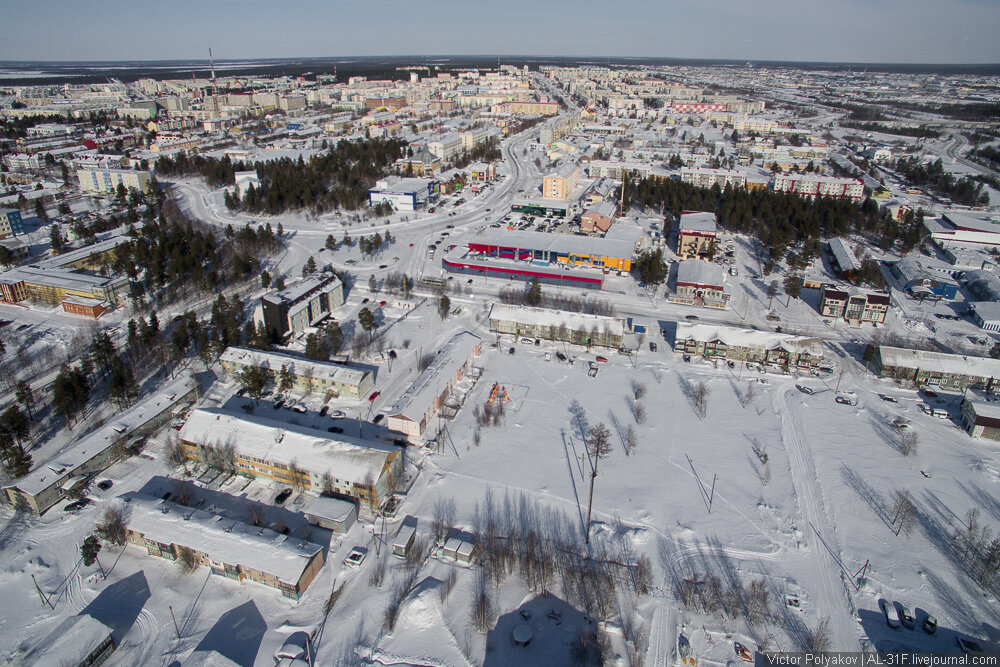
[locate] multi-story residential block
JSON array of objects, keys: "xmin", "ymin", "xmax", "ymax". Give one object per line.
[
  {"xmin": 674, "ymin": 322, "xmax": 824, "ymax": 371},
  {"xmin": 772, "ymin": 174, "xmax": 864, "ymax": 201},
  {"xmin": 76, "ymin": 168, "xmax": 152, "ymax": 194},
  {"xmin": 677, "ymin": 211, "xmax": 718, "ymax": 260},
  {"xmin": 680, "ymin": 167, "xmax": 748, "ymax": 190},
  {"xmin": 219, "ymin": 347, "xmax": 374, "ymax": 399},
  {"xmin": 178, "ymin": 409, "xmax": 402, "ymax": 510},
  {"xmin": 818, "ymin": 284, "xmax": 889, "ymax": 325},
  {"xmin": 0, "ymin": 208, "xmax": 25, "ymax": 239},
  {"xmin": 386, "ymin": 332, "xmax": 482, "ymax": 441},
  {"xmin": 488, "ymin": 304, "xmax": 626, "ymax": 349},
  {"xmin": 872, "ymin": 346, "xmax": 1000, "ymax": 392},
  {"xmin": 491, "ymin": 101, "xmax": 559, "ymax": 115},
  {"xmin": 124, "ymin": 494, "xmax": 324, "ymax": 599},
  {"xmin": 427, "ymin": 133, "xmax": 464, "ymax": 161},
  {"xmin": 543, "ymin": 162, "xmax": 580, "ymax": 200},
  {"xmin": 256, "ymin": 272, "xmax": 345, "ymax": 339}
]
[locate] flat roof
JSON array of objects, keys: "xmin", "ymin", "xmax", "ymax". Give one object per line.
[
  {"xmin": 125, "ymin": 493, "xmax": 322, "ymax": 584},
  {"xmin": 489, "ymin": 303, "xmax": 626, "ymax": 336},
  {"xmin": 471, "ymin": 229, "xmax": 637, "ymax": 261},
  {"xmin": 266, "ymin": 272, "xmax": 341, "ymax": 306},
  {"xmin": 5, "ymin": 373, "xmax": 195, "ymax": 497},
  {"xmin": 679, "ymin": 211, "xmax": 717, "ymax": 233},
  {"xmin": 942, "ymin": 211, "xmax": 1000, "ymax": 235},
  {"xmin": 303, "ymin": 495, "xmax": 356, "ymax": 522},
  {"xmin": 24, "ymin": 614, "xmax": 113, "ymax": 665},
  {"xmin": 878, "ymin": 346, "xmax": 1000, "ymax": 377},
  {"xmin": 676, "ymin": 260, "xmax": 725, "ymax": 287},
  {"xmin": 388, "ymin": 332, "xmax": 480, "ymax": 422},
  {"xmin": 220, "ymin": 347, "xmax": 370, "ymax": 387},
  {"xmin": 178, "ymin": 409, "xmax": 396, "ymax": 485}
]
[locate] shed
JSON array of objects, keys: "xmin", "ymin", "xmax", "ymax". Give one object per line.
[
  {"xmin": 303, "ymin": 496, "xmax": 358, "ymax": 533},
  {"xmin": 442, "ymin": 535, "xmax": 476, "ymax": 564},
  {"xmin": 392, "ymin": 517, "xmax": 417, "ymax": 558}
]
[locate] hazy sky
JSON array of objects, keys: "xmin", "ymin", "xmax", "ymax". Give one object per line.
[{"xmin": 2, "ymin": 0, "xmax": 998, "ymax": 64}]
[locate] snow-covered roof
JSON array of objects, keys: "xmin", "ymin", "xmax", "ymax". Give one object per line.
[
  {"xmin": 220, "ymin": 347, "xmax": 370, "ymax": 387},
  {"xmin": 6, "ymin": 373, "xmax": 196, "ymax": 498},
  {"xmin": 125, "ymin": 493, "xmax": 322, "ymax": 585},
  {"xmin": 676, "ymin": 260, "xmax": 725, "ymax": 287},
  {"xmin": 35, "ymin": 235, "xmax": 133, "ymax": 270},
  {"xmin": 965, "ymin": 270, "xmax": 1000, "ymax": 302},
  {"xmin": 178, "ymin": 409, "xmax": 396, "ymax": 485},
  {"xmin": 265, "ymin": 273, "xmax": 341, "ymax": 307},
  {"xmin": 489, "ymin": 303, "xmax": 626, "ymax": 337},
  {"xmin": 828, "ymin": 237, "xmax": 861, "ymax": 273},
  {"xmin": 971, "ymin": 302, "xmax": 1000, "ymax": 324},
  {"xmin": 24, "ymin": 614, "xmax": 113, "ymax": 665},
  {"xmin": 583, "ymin": 201, "xmax": 617, "ymax": 218},
  {"xmin": 942, "ymin": 211, "xmax": 1000, "ymax": 234},
  {"xmin": 679, "ymin": 211, "xmax": 717, "ymax": 233},
  {"xmin": 387, "ymin": 332, "xmax": 481, "ymax": 422},
  {"xmin": 675, "ymin": 322, "xmax": 823, "ymax": 357},
  {"xmin": 877, "ymin": 346, "xmax": 1000, "ymax": 377},
  {"xmin": 473, "ymin": 229, "xmax": 637, "ymax": 260},
  {"xmin": 303, "ymin": 495, "xmax": 356, "ymax": 523}
]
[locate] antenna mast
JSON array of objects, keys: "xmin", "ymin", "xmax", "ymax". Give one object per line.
[{"xmin": 209, "ymin": 47, "xmax": 217, "ymax": 96}]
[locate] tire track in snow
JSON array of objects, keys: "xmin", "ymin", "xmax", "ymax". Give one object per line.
[{"xmin": 775, "ymin": 386, "xmax": 857, "ymax": 649}]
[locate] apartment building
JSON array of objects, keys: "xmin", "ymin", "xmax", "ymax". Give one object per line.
[
  {"xmin": 178, "ymin": 409, "xmax": 402, "ymax": 510},
  {"xmin": 772, "ymin": 174, "xmax": 864, "ymax": 201},
  {"xmin": 677, "ymin": 211, "xmax": 718, "ymax": 260},
  {"xmin": 125, "ymin": 494, "xmax": 324, "ymax": 600},
  {"xmin": 543, "ymin": 162, "xmax": 580, "ymax": 200},
  {"xmin": 427, "ymin": 134, "xmax": 464, "ymax": 161},
  {"xmin": 76, "ymin": 168, "xmax": 152, "ymax": 194},
  {"xmin": 680, "ymin": 167, "xmax": 748, "ymax": 190},
  {"xmin": 257, "ymin": 272, "xmax": 345, "ymax": 339},
  {"xmin": 674, "ymin": 322, "xmax": 824, "ymax": 371},
  {"xmin": 219, "ymin": 347, "xmax": 374, "ymax": 399},
  {"xmin": 0, "ymin": 208, "xmax": 25, "ymax": 239},
  {"xmin": 488, "ymin": 304, "xmax": 626, "ymax": 349},
  {"xmin": 386, "ymin": 332, "xmax": 482, "ymax": 441},
  {"xmin": 872, "ymin": 346, "xmax": 1000, "ymax": 392}
]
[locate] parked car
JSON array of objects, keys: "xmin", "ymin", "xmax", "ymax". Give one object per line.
[
  {"xmin": 835, "ymin": 395, "xmax": 854, "ymax": 405},
  {"xmin": 921, "ymin": 389, "xmax": 938, "ymax": 398},
  {"xmin": 685, "ymin": 315, "xmax": 699, "ymax": 321},
  {"xmin": 595, "ymin": 356, "xmax": 608, "ymax": 363},
  {"xmin": 649, "ymin": 342, "xmax": 657, "ymax": 352},
  {"xmin": 64, "ymin": 498, "xmax": 92, "ymax": 513},
  {"xmin": 379, "ymin": 300, "xmax": 387, "ymax": 307},
  {"xmin": 508, "ymin": 347, "xmax": 515, "ymax": 355},
  {"xmin": 274, "ymin": 488, "xmax": 293, "ymax": 504},
  {"xmin": 96, "ymin": 480, "xmax": 113, "ymax": 491},
  {"xmin": 344, "ymin": 547, "xmax": 367, "ymax": 568},
  {"xmin": 373, "ymin": 413, "xmax": 385, "ymax": 424},
  {"xmin": 361, "ymin": 297, "xmax": 370, "ymax": 304},
  {"xmin": 796, "ymin": 385, "xmax": 814, "ymax": 395},
  {"xmin": 368, "ymin": 391, "xmax": 380, "ymax": 402},
  {"xmin": 330, "ymin": 410, "xmax": 346, "ymax": 419},
  {"xmin": 292, "ymin": 403, "xmax": 307, "ymax": 414},
  {"xmin": 273, "ymin": 398, "xmax": 285, "ymax": 409},
  {"xmin": 319, "ymin": 405, "xmax": 329, "ymax": 417},
  {"xmin": 879, "ymin": 394, "xmax": 899, "ymax": 403},
  {"xmin": 328, "ymin": 426, "xmax": 344, "ymax": 434},
  {"xmin": 896, "ymin": 602, "xmax": 915, "ymax": 629},
  {"xmin": 881, "ymin": 599, "xmax": 901, "ymax": 629}
]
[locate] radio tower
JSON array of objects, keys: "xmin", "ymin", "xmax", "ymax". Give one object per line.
[{"xmin": 209, "ymin": 47, "xmax": 217, "ymax": 96}]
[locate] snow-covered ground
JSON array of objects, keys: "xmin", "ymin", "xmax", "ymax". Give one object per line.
[{"xmin": 3, "ymin": 290, "xmax": 999, "ymax": 665}]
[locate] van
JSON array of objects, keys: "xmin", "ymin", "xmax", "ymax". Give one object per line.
[{"xmin": 932, "ymin": 409, "xmax": 949, "ymax": 420}]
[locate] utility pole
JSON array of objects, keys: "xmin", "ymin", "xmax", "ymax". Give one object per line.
[
  {"xmin": 708, "ymin": 474, "xmax": 717, "ymax": 514},
  {"xmin": 169, "ymin": 605, "xmax": 180, "ymax": 637}
]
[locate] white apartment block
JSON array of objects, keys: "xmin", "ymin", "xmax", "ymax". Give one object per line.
[
  {"xmin": 76, "ymin": 168, "xmax": 152, "ymax": 194},
  {"xmin": 772, "ymin": 174, "xmax": 864, "ymax": 201},
  {"xmin": 680, "ymin": 167, "xmax": 748, "ymax": 190}
]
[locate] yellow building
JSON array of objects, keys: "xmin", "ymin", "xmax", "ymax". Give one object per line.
[
  {"xmin": 77, "ymin": 168, "xmax": 152, "ymax": 194},
  {"xmin": 543, "ymin": 162, "xmax": 579, "ymax": 200}
]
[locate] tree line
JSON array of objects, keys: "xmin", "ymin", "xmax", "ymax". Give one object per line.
[{"xmin": 894, "ymin": 157, "xmax": 990, "ymax": 207}]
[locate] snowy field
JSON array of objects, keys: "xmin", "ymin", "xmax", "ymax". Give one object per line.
[{"xmin": 2, "ymin": 290, "xmax": 999, "ymax": 665}]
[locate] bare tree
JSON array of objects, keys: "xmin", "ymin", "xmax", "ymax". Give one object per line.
[
  {"xmin": 745, "ymin": 578, "xmax": 770, "ymax": 625},
  {"xmin": 634, "ymin": 554, "xmax": 652, "ymax": 596},
  {"xmin": 172, "ymin": 479, "xmax": 193, "ymax": 506},
  {"xmin": 96, "ymin": 504, "xmax": 129, "ymax": 546},
  {"xmin": 439, "ymin": 569, "xmax": 458, "ymax": 603},
  {"xmin": 631, "ymin": 381, "xmax": 647, "ymax": 401},
  {"xmin": 585, "ymin": 423, "xmax": 613, "ymax": 544},
  {"xmin": 432, "ymin": 496, "xmax": 457, "ymax": 543},
  {"xmin": 177, "ymin": 545, "xmax": 199, "ymax": 574},
  {"xmin": 472, "ymin": 571, "xmax": 494, "ymax": 633},
  {"xmin": 804, "ymin": 618, "xmax": 831, "ymax": 652},
  {"xmin": 632, "ymin": 401, "xmax": 647, "ymax": 425},
  {"xmin": 750, "ymin": 438, "xmax": 768, "ymax": 464},
  {"xmin": 691, "ymin": 382, "xmax": 710, "ymax": 420},
  {"xmin": 163, "ymin": 433, "xmax": 188, "ymax": 473},
  {"xmin": 737, "ymin": 381, "xmax": 758, "ymax": 409},
  {"xmin": 247, "ymin": 503, "xmax": 264, "ymax": 527},
  {"xmin": 891, "ymin": 490, "xmax": 916, "ymax": 536},
  {"xmin": 624, "ymin": 424, "xmax": 638, "ymax": 456},
  {"xmin": 896, "ymin": 429, "xmax": 919, "ymax": 456}
]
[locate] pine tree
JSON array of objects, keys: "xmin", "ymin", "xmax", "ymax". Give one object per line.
[{"xmin": 302, "ymin": 256, "xmax": 317, "ymax": 276}]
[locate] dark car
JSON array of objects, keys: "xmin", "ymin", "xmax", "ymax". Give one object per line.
[
  {"xmin": 879, "ymin": 394, "xmax": 898, "ymax": 403},
  {"xmin": 274, "ymin": 488, "xmax": 293, "ymax": 505},
  {"xmin": 685, "ymin": 315, "xmax": 699, "ymax": 321},
  {"xmin": 236, "ymin": 387, "xmax": 247, "ymax": 397},
  {"xmin": 273, "ymin": 398, "xmax": 285, "ymax": 409},
  {"xmin": 361, "ymin": 298, "xmax": 369, "ymax": 304},
  {"xmin": 649, "ymin": 342, "xmax": 657, "ymax": 352},
  {"xmin": 319, "ymin": 405, "xmax": 329, "ymax": 416},
  {"xmin": 379, "ymin": 264, "xmax": 388, "ymax": 269},
  {"xmin": 922, "ymin": 389, "xmax": 938, "ymax": 398},
  {"xmin": 64, "ymin": 498, "xmax": 92, "ymax": 513},
  {"xmin": 327, "ymin": 426, "xmax": 344, "ymax": 434},
  {"xmin": 467, "ymin": 278, "xmax": 474, "ymax": 284},
  {"xmin": 96, "ymin": 480, "xmax": 113, "ymax": 491},
  {"xmin": 508, "ymin": 347, "xmax": 515, "ymax": 355},
  {"xmin": 373, "ymin": 413, "xmax": 385, "ymax": 424}
]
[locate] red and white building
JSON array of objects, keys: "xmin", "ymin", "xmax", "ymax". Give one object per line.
[{"xmin": 772, "ymin": 174, "xmax": 864, "ymax": 201}]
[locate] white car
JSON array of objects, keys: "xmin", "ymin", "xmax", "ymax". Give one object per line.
[
  {"xmin": 330, "ymin": 410, "xmax": 346, "ymax": 419},
  {"xmin": 343, "ymin": 547, "xmax": 367, "ymax": 568}
]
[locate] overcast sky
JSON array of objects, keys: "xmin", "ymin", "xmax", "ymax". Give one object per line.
[{"xmin": 2, "ymin": 0, "xmax": 998, "ymax": 64}]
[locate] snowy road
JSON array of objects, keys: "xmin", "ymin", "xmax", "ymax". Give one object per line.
[{"xmin": 775, "ymin": 384, "xmax": 858, "ymax": 650}]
